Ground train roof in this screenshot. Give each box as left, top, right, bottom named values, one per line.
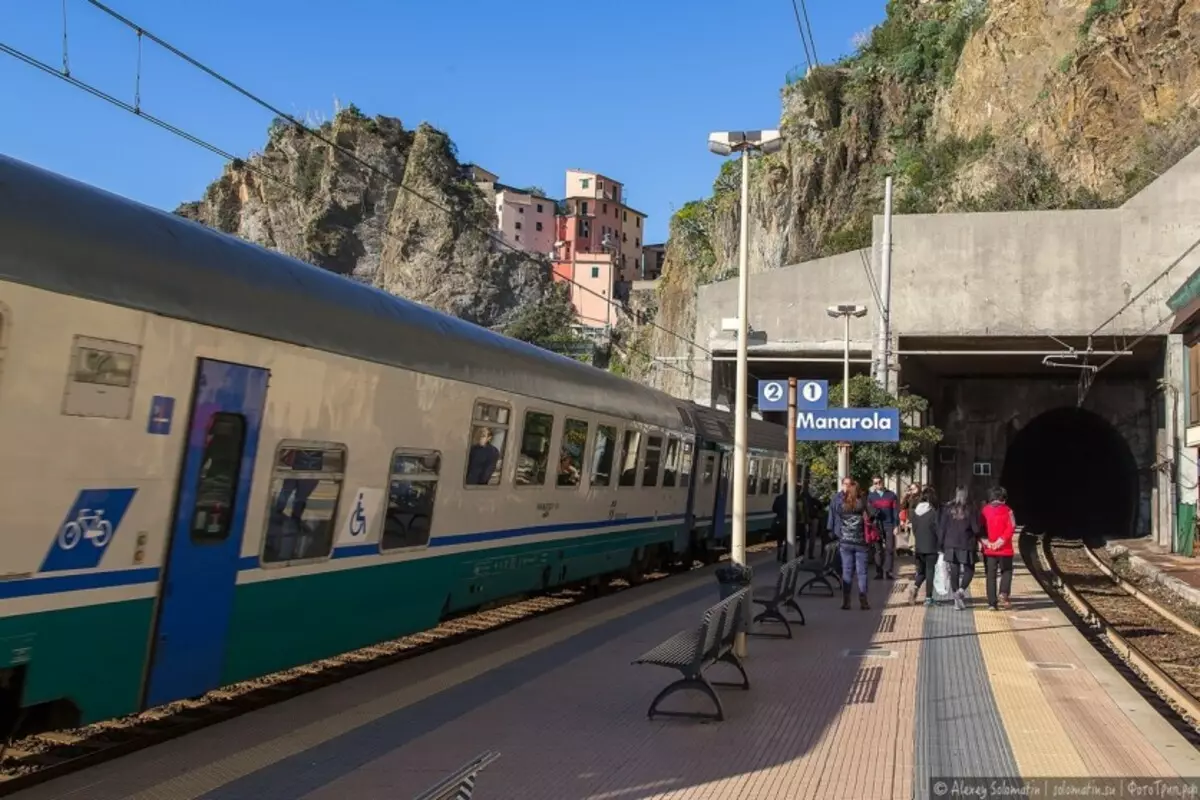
left=0, top=155, right=690, bottom=430
left=689, top=404, right=790, bottom=453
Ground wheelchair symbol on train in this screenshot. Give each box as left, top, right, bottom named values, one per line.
left=349, top=495, right=368, bottom=537
left=58, top=509, right=114, bottom=550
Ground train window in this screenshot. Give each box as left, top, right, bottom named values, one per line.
left=261, top=443, right=346, bottom=564
left=618, top=430, right=642, bottom=487
left=465, top=401, right=510, bottom=487
left=189, top=413, right=246, bottom=544
left=515, top=410, right=555, bottom=486
left=703, top=453, right=715, bottom=484
left=679, top=441, right=694, bottom=488
left=770, top=460, right=783, bottom=495
left=382, top=450, right=440, bottom=551
left=759, top=460, right=772, bottom=495
left=590, top=425, right=617, bottom=486
left=643, top=435, right=663, bottom=487
left=662, top=436, right=680, bottom=487
left=748, top=458, right=759, bottom=495
left=557, top=418, right=589, bottom=488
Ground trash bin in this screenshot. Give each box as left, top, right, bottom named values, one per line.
left=715, top=562, right=753, bottom=601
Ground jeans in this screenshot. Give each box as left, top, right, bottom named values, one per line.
left=839, top=543, right=870, bottom=594
left=985, top=555, right=1014, bottom=606
left=872, top=526, right=896, bottom=575
left=911, top=552, right=938, bottom=598
left=946, top=548, right=972, bottom=592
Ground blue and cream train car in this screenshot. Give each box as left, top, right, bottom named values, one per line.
left=0, top=155, right=789, bottom=735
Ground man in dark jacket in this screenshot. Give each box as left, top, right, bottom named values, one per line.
left=868, top=476, right=900, bottom=580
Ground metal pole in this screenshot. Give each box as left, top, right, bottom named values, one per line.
left=786, top=378, right=797, bottom=562
left=731, top=147, right=751, bottom=659
left=879, top=176, right=894, bottom=391
left=838, top=313, right=851, bottom=482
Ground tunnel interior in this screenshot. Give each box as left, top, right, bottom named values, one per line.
left=999, top=407, right=1139, bottom=539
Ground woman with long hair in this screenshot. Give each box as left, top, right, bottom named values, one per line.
left=940, top=486, right=981, bottom=610
left=831, top=479, right=875, bottom=610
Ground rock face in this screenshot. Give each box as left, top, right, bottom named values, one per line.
left=177, top=108, right=553, bottom=329
left=643, top=0, right=1200, bottom=399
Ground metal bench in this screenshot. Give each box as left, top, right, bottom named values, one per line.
left=797, top=544, right=841, bottom=596
left=631, top=589, right=750, bottom=722
left=751, top=558, right=806, bottom=637
left=412, top=751, right=500, bottom=800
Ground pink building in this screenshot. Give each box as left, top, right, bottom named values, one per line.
left=552, top=170, right=647, bottom=328
left=465, top=165, right=556, bottom=255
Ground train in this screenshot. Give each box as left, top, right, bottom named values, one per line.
left=0, top=155, right=792, bottom=735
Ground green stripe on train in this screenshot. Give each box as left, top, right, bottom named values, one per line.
left=0, top=522, right=731, bottom=724
left=220, top=524, right=683, bottom=683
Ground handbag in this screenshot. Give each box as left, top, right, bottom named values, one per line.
left=933, top=553, right=950, bottom=599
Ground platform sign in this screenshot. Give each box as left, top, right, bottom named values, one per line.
left=757, top=380, right=788, bottom=412
left=795, top=408, right=901, bottom=443
left=796, top=380, right=829, bottom=411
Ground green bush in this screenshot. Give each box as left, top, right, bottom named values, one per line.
left=1080, top=0, right=1120, bottom=35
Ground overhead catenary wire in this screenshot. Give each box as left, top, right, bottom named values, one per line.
left=81, top=0, right=712, bottom=361
left=796, top=0, right=820, bottom=66
left=0, top=40, right=710, bottom=387
left=788, top=0, right=813, bottom=73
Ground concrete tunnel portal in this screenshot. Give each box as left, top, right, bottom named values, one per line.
left=1000, top=407, right=1140, bottom=540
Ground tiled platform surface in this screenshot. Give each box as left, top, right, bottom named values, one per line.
left=14, top=551, right=1200, bottom=800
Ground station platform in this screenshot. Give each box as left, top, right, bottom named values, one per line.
left=13, top=548, right=1200, bottom=800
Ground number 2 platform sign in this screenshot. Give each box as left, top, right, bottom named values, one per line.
left=40, top=488, right=138, bottom=573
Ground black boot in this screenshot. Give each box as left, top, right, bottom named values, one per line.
left=841, top=586, right=851, bottom=610
left=860, top=593, right=870, bottom=610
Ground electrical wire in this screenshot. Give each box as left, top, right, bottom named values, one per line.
left=788, top=0, right=813, bottom=73
left=796, top=0, right=820, bottom=66
left=83, top=0, right=712, bottom=360
left=0, top=39, right=709, bottom=386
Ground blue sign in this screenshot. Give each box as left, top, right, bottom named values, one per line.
left=40, top=488, right=138, bottom=572
left=757, top=380, right=788, bottom=412
left=148, top=396, right=175, bottom=435
left=796, top=380, right=829, bottom=411
left=795, top=408, right=901, bottom=443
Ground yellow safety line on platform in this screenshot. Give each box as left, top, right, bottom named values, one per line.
left=972, top=567, right=1089, bottom=777
left=124, top=565, right=734, bottom=800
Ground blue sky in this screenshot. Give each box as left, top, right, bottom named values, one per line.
left=1, top=1, right=885, bottom=243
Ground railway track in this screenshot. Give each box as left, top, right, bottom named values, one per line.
left=1025, top=532, right=1200, bottom=741
left=0, top=541, right=773, bottom=796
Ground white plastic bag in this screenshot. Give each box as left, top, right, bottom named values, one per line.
left=932, top=553, right=950, bottom=600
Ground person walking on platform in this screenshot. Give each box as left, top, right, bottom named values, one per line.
left=906, top=487, right=941, bottom=606
left=980, top=486, right=1017, bottom=610
left=940, top=487, right=981, bottom=611
left=831, top=480, right=875, bottom=610
left=868, top=476, right=899, bottom=580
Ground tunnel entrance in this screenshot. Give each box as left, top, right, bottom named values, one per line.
left=999, top=407, right=1139, bottom=539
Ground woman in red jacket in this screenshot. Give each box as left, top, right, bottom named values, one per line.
left=979, top=486, right=1016, bottom=610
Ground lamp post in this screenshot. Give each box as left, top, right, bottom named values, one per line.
left=709, top=129, right=782, bottom=658
left=827, top=304, right=868, bottom=483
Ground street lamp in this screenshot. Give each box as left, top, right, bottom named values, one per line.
left=709, top=129, right=782, bottom=658
left=827, top=304, right=868, bottom=482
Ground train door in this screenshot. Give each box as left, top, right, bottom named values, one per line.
left=711, top=450, right=731, bottom=542
left=144, top=359, right=268, bottom=708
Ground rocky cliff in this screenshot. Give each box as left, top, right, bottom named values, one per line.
left=644, top=0, right=1200, bottom=398
left=177, top=108, right=557, bottom=330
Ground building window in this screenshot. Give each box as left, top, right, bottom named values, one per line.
left=262, top=443, right=347, bottom=564
left=581, top=201, right=589, bottom=215
left=1190, top=344, right=1200, bottom=423
left=515, top=234, right=520, bottom=242
left=515, top=221, right=522, bottom=230
left=623, top=211, right=628, bottom=222
left=383, top=449, right=440, bottom=551
left=581, top=178, right=590, bottom=188
left=537, top=203, right=544, bottom=213
left=591, top=425, right=617, bottom=486
left=190, top=412, right=246, bottom=543
left=536, top=221, right=543, bottom=231
left=518, top=207, right=524, bottom=213
left=591, top=266, right=600, bottom=279
left=515, top=410, right=554, bottom=486
left=603, top=203, right=608, bottom=214
left=465, top=401, right=510, bottom=486
left=622, top=233, right=627, bottom=242
left=557, top=418, right=589, bottom=487
left=662, top=436, right=680, bottom=488
left=635, top=238, right=640, bottom=247
left=618, top=430, right=642, bottom=487
left=597, top=180, right=604, bottom=190
left=636, top=217, right=641, bottom=228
